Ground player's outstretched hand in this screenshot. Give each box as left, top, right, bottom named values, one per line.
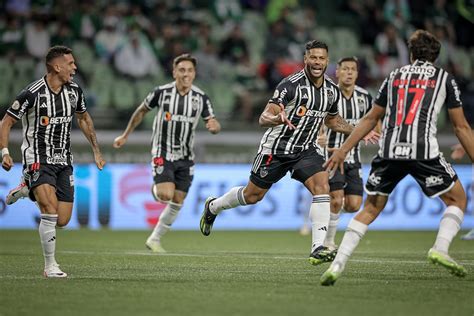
left=94, top=152, right=106, bottom=170
left=113, top=135, right=127, bottom=148
left=2, top=154, right=13, bottom=171
left=323, top=148, right=346, bottom=177
left=279, top=104, right=295, bottom=130
left=363, top=130, right=380, bottom=145
left=206, top=118, right=221, bottom=134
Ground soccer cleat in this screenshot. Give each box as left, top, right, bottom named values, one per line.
left=428, top=248, right=467, bottom=277
left=145, top=238, right=166, bottom=253
left=461, top=229, right=474, bottom=240
left=320, top=262, right=344, bottom=286
left=200, top=197, right=216, bottom=236
left=6, top=182, right=29, bottom=205
left=309, top=245, right=337, bottom=266
left=43, top=264, right=68, bottom=278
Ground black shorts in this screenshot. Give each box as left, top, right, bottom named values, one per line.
left=23, top=163, right=74, bottom=202
left=365, top=155, right=458, bottom=198
left=151, top=157, right=194, bottom=192
left=329, top=162, right=363, bottom=196
left=249, top=147, right=326, bottom=189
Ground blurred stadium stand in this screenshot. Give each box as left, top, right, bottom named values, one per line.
left=0, top=0, right=472, bottom=163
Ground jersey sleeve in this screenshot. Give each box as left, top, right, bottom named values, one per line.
left=268, top=78, right=296, bottom=108
left=201, top=94, right=215, bottom=120
left=6, top=89, right=34, bottom=120
left=374, top=77, right=389, bottom=107
left=445, top=74, right=462, bottom=109
left=76, top=86, right=87, bottom=113
left=143, top=87, right=162, bottom=110
left=366, top=93, right=373, bottom=112
left=327, top=87, right=340, bottom=115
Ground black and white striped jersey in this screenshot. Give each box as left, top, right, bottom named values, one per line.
left=144, top=81, right=215, bottom=161
left=374, top=60, right=462, bottom=160
left=325, top=85, right=372, bottom=165
left=258, top=70, right=340, bottom=155
left=6, top=76, right=86, bottom=166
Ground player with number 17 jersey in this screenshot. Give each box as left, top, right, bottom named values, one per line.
left=375, top=60, right=462, bottom=160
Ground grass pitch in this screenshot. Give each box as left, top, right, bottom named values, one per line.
left=1, top=230, right=473, bottom=316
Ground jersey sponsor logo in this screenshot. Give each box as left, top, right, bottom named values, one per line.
left=368, top=173, right=381, bottom=186
left=400, top=65, right=436, bottom=77
left=46, top=155, right=67, bottom=164
left=11, top=100, right=20, bottom=110
left=451, top=79, right=461, bottom=103
left=40, top=116, right=73, bottom=126
left=393, top=144, right=412, bottom=158
left=296, top=106, right=326, bottom=118
left=163, top=112, right=194, bottom=123
left=425, top=175, right=443, bottom=187
left=40, top=102, right=48, bottom=108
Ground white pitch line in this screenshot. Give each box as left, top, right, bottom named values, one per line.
left=55, top=250, right=474, bottom=266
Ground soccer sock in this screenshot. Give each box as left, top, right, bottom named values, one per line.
left=309, top=195, right=331, bottom=252
left=433, top=205, right=464, bottom=254
left=332, top=218, right=368, bottom=270
left=209, top=186, right=246, bottom=215
left=150, top=202, right=182, bottom=241
left=324, top=211, right=340, bottom=246
left=39, top=214, right=58, bottom=267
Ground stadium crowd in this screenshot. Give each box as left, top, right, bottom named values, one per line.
left=0, top=0, right=473, bottom=128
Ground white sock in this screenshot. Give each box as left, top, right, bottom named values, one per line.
left=324, top=211, right=340, bottom=246
left=433, top=205, right=464, bottom=254
left=149, top=202, right=182, bottom=241
left=209, top=186, right=246, bottom=215
left=332, top=218, right=368, bottom=270
left=310, top=195, right=331, bottom=252
left=39, top=214, right=58, bottom=267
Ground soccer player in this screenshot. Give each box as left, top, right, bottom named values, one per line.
left=321, top=56, right=377, bottom=250
left=113, top=53, right=221, bottom=253
left=320, top=30, right=474, bottom=286
left=199, top=40, right=379, bottom=265
left=0, top=46, right=106, bottom=278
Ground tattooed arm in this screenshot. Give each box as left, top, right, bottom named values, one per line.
left=76, top=111, right=106, bottom=170
left=324, top=114, right=354, bottom=135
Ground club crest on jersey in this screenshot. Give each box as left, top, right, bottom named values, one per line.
left=192, top=96, right=199, bottom=110
left=68, top=93, right=77, bottom=108
left=325, top=88, right=335, bottom=104
left=357, top=96, right=366, bottom=110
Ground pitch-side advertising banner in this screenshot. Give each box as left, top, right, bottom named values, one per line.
left=0, top=164, right=472, bottom=230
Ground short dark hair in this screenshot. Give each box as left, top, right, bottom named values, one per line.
left=337, top=56, right=358, bottom=67
left=46, top=45, right=72, bottom=64
left=407, top=30, right=441, bottom=63
left=305, top=40, right=328, bottom=53
left=173, top=53, right=197, bottom=68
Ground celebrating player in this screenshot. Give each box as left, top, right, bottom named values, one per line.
left=1, top=46, right=106, bottom=278
left=320, top=30, right=474, bottom=285
left=113, top=53, right=220, bottom=253
left=200, top=40, right=379, bottom=265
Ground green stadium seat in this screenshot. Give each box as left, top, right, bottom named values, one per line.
left=72, top=41, right=96, bottom=77
left=112, top=79, right=136, bottom=110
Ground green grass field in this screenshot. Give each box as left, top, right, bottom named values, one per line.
left=1, top=230, right=473, bottom=316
